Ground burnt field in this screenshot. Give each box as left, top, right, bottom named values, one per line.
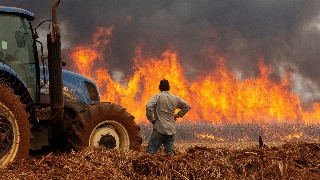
left=0, top=123, right=319, bottom=179
left=141, top=122, right=320, bottom=143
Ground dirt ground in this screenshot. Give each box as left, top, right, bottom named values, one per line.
left=1, top=141, right=319, bottom=180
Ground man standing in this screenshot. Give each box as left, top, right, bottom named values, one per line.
left=146, top=79, right=191, bottom=155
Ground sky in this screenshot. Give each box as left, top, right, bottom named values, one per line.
left=1, top=0, right=320, bottom=102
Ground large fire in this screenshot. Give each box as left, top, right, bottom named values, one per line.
left=68, top=27, right=320, bottom=124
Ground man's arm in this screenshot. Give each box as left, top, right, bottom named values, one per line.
left=146, top=95, right=158, bottom=124
left=175, top=97, right=191, bottom=118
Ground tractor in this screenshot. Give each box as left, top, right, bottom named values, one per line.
left=0, top=0, right=142, bottom=166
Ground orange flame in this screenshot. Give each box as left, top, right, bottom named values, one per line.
left=195, top=133, right=225, bottom=142
left=282, top=132, right=320, bottom=142
left=69, top=27, right=320, bottom=124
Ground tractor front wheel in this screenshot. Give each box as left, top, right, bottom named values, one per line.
left=66, top=102, right=142, bottom=151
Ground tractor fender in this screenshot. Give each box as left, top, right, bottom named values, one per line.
left=0, top=63, right=34, bottom=113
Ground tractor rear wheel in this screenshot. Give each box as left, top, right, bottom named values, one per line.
left=0, top=82, right=30, bottom=167
left=66, top=102, right=142, bottom=151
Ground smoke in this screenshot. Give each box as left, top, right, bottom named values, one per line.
left=2, top=0, right=320, bottom=101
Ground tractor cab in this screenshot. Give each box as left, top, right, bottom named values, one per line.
left=0, top=6, right=39, bottom=102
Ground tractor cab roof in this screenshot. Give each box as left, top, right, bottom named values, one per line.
left=0, top=6, right=34, bottom=20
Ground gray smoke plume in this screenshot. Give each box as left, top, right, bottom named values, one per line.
left=2, top=0, right=320, bottom=102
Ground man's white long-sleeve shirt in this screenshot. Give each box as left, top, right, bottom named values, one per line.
left=146, top=91, right=191, bottom=135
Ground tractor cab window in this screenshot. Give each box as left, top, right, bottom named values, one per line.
left=0, top=14, right=37, bottom=100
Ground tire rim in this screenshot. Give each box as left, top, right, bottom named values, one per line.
left=0, top=102, right=20, bottom=166
left=89, top=120, right=130, bottom=149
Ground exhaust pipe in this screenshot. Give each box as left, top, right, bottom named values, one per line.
left=47, top=0, right=64, bottom=145
left=51, top=0, right=60, bottom=42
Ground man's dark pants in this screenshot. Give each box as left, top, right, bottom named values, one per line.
left=146, top=128, right=175, bottom=155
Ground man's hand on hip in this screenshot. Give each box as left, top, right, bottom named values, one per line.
left=174, top=114, right=179, bottom=121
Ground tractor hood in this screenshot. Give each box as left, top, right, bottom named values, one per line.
left=40, top=67, right=100, bottom=105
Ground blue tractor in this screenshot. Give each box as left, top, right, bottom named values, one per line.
left=0, top=0, right=142, bottom=166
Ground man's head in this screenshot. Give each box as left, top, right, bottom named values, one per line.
left=159, top=79, right=170, bottom=91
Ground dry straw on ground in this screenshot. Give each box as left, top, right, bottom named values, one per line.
left=0, top=142, right=319, bottom=179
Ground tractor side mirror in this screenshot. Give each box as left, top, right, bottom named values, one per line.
left=15, top=31, right=26, bottom=48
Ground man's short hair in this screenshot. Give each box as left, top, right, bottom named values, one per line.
left=159, top=79, right=170, bottom=91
